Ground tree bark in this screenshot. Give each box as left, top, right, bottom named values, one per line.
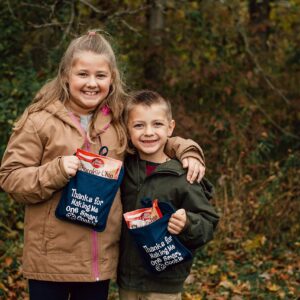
left=248, top=0, right=271, bottom=47
left=144, top=0, right=166, bottom=88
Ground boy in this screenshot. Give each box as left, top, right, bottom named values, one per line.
left=118, top=90, right=219, bottom=300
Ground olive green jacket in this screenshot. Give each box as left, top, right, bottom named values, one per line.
left=118, top=155, right=219, bottom=293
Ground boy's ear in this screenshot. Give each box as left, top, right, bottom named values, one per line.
left=168, top=119, right=175, bottom=137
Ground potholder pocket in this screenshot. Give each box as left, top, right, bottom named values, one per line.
left=127, top=200, right=193, bottom=272
left=55, top=149, right=124, bottom=231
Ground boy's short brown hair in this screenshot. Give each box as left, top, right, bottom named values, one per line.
left=124, top=90, right=173, bottom=125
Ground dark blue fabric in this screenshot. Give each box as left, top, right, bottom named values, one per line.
left=56, top=168, right=124, bottom=231
left=128, top=200, right=193, bottom=273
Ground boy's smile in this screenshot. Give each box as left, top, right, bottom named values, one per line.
left=127, top=103, right=175, bottom=163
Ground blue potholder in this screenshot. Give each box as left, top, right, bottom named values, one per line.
left=127, top=199, right=193, bottom=273
left=56, top=167, right=124, bottom=231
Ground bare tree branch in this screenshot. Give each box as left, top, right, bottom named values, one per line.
left=27, top=21, right=63, bottom=29
left=239, top=26, right=290, bottom=105
left=79, top=0, right=107, bottom=14
left=223, top=1, right=290, bottom=106
left=121, top=20, right=142, bottom=36
left=19, top=2, right=50, bottom=10
left=6, top=0, right=17, bottom=19
left=245, top=92, right=299, bottom=140
left=107, top=5, right=151, bottom=20
left=57, top=1, right=75, bottom=48
left=49, top=0, right=61, bottom=19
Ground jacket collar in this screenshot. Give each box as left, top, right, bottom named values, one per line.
left=43, top=100, right=112, bottom=139
left=90, top=107, right=112, bottom=138
left=129, top=154, right=186, bottom=193
left=150, top=159, right=186, bottom=176
left=44, top=100, right=76, bottom=129
left=129, top=154, right=186, bottom=177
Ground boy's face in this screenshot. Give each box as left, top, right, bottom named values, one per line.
left=127, top=103, right=175, bottom=163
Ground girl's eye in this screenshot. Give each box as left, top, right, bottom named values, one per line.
left=133, top=124, right=143, bottom=129
left=97, top=73, right=107, bottom=79
left=78, top=73, right=87, bottom=77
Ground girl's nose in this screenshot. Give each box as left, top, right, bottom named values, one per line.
left=87, top=76, right=97, bottom=87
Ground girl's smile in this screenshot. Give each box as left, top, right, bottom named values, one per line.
left=66, top=51, right=113, bottom=115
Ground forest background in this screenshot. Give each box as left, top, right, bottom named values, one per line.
left=0, top=0, right=299, bottom=299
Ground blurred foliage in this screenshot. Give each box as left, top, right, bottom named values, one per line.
left=0, top=0, right=299, bottom=299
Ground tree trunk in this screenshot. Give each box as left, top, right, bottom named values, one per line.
left=248, top=0, right=271, bottom=48
left=144, top=0, right=166, bottom=88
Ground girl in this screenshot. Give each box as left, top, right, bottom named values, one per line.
left=0, top=31, right=204, bottom=300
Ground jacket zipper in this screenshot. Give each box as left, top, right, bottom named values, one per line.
left=92, top=230, right=100, bottom=281
left=68, top=112, right=100, bottom=281
left=88, top=138, right=100, bottom=281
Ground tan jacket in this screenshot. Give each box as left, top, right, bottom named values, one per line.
left=0, top=100, right=204, bottom=282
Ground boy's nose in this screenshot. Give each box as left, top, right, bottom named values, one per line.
left=144, top=126, right=154, bottom=135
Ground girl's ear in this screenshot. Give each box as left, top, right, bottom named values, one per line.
left=109, top=84, right=115, bottom=96
left=167, top=119, right=175, bottom=137
left=109, top=73, right=115, bottom=94
left=62, top=73, right=69, bottom=88
left=110, top=71, right=115, bottom=85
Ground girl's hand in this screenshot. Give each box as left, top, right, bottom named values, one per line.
left=168, top=209, right=187, bottom=235
left=62, top=156, right=80, bottom=178
left=182, top=157, right=205, bottom=184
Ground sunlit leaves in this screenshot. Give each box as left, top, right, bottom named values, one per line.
left=242, top=235, right=266, bottom=252
left=183, top=243, right=300, bottom=299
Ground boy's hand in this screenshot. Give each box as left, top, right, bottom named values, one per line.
left=182, top=157, right=205, bottom=184
left=168, top=209, right=187, bottom=235
left=62, top=156, right=80, bottom=178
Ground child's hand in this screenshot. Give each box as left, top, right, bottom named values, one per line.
left=182, top=157, right=205, bottom=184
left=62, top=156, right=80, bottom=178
left=168, top=209, right=187, bottom=235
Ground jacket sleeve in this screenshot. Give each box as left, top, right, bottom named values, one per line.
left=165, top=136, right=205, bottom=167
left=177, top=178, right=219, bottom=249
left=0, top=118, right=70, bottom=204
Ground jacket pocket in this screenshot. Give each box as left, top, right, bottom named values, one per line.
left=39, top=200, right=53, bottom=254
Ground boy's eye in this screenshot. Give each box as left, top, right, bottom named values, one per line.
left=154, top=122, right=164, bottom=127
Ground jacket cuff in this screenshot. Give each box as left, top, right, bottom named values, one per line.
left=181, top=214, right=191, bottom=233
left=180, top=150, right=205, bottom=167
left=58, top=156, right=71, bottom=181
left=178, top=212, right=194, bottom=242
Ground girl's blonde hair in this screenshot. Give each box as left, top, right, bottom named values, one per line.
left=14, top=31, right=127, bottom=154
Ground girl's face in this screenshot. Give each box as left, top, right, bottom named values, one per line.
left=67, top=51, right=113, bottom=115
